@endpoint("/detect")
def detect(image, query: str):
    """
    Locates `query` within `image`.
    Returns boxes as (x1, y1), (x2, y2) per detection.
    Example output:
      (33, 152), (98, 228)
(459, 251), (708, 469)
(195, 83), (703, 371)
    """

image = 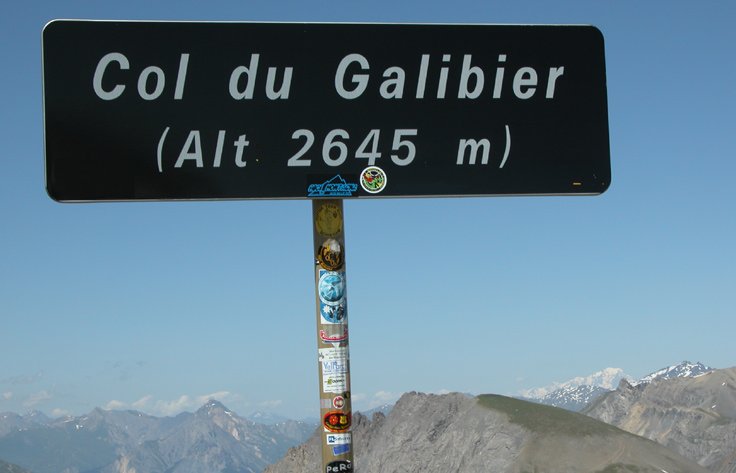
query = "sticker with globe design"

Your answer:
(319, 270), (345, 305)
(318, 270), (348, 324)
